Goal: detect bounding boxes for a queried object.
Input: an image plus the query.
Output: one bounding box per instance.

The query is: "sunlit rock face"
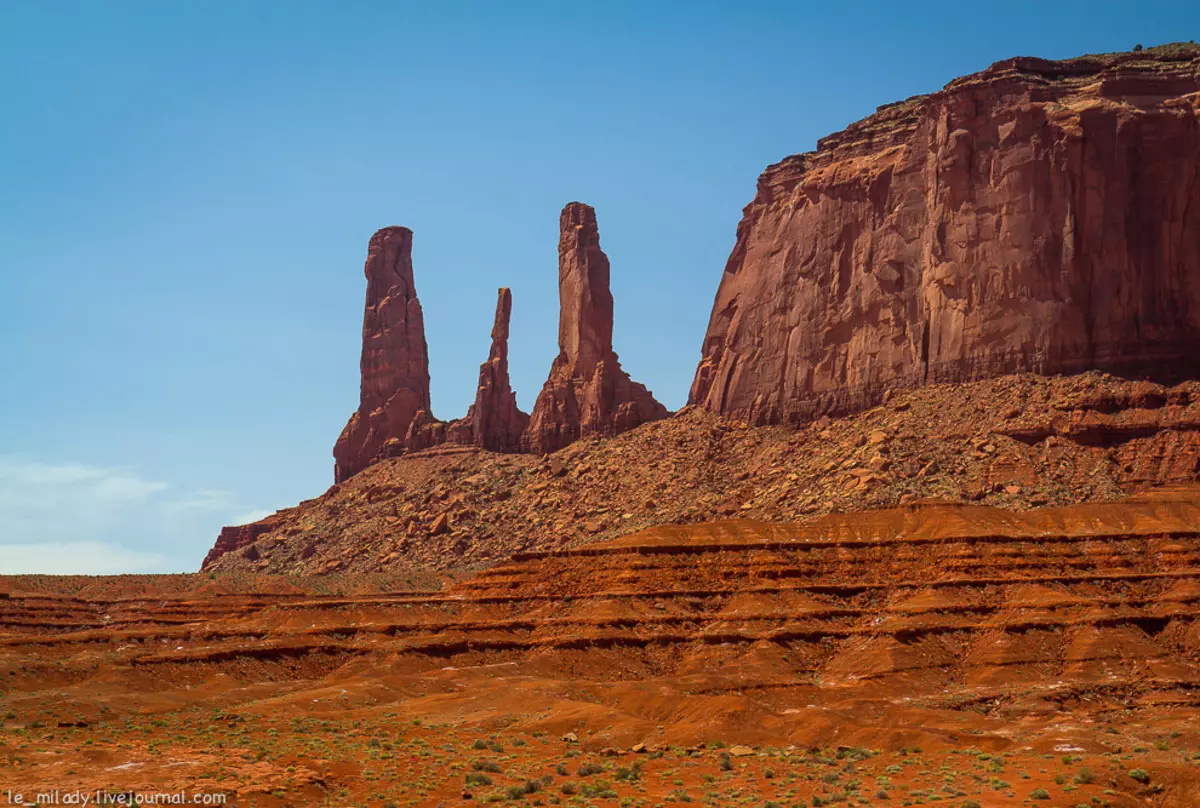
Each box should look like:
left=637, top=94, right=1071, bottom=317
left=691, top=46, right=1200, bottom=425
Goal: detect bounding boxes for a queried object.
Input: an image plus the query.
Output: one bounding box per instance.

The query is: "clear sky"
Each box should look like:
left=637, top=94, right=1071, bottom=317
left=2, top=1, right=1196, bottom=574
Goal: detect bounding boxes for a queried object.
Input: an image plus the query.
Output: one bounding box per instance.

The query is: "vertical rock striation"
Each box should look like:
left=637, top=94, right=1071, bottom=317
left=690, top=44, right=1200, bottom=425
left=524, top=203, right=669, bottom=453
left=470, top=287, right=529, bottom=451
left=333, top=227, right=433, bottom=482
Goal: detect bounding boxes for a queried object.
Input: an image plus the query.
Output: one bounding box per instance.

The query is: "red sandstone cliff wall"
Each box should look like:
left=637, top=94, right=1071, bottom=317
left=690, top=45, right=1200, bottom=424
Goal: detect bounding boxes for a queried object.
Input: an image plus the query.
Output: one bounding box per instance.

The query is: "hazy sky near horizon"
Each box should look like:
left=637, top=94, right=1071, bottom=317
left=2, top=1, right=1197, bottom=573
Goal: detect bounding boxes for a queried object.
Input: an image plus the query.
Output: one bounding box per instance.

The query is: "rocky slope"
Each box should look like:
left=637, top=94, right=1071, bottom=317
left=691, top=43, right=1200, bottom=425
left=204, top=370, right=1200, bottom=574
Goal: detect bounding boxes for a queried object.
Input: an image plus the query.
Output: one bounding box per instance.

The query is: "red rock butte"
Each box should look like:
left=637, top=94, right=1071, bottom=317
left=691, top=45, right=1200, bottom=425
left=27, top=45, right=1200, bottom=805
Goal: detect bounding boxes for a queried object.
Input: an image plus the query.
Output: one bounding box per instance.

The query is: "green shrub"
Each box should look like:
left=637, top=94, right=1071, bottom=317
left=615, top=762, right=643, bottom=782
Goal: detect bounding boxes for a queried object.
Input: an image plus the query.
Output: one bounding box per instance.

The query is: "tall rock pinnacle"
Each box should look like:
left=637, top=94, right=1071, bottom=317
left=523, top=203, right=669, bottom=453
left=333, top=227, right=433, bottom=482
left=557, top=204, right=614, bottom=373
left=470, top=287, right=529, bottom=451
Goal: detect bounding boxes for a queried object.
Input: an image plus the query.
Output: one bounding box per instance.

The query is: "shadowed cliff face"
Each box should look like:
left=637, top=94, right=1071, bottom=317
left=333, top=227, right=432, bottom=483
left=691, top=45, right=1200, bottom=425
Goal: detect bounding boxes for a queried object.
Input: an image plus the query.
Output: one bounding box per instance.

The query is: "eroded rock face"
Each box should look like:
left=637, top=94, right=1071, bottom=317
left=200, top=513, right=284, bottom=570
left=333, top=227, right=433, bottom=482
left=403, top=410, right=459, bottom=453
left=470, top=287, right=529, bottom=451
left=524, top=203, right=669, bottom=453
left=691, top=45, right=1200, bottom=425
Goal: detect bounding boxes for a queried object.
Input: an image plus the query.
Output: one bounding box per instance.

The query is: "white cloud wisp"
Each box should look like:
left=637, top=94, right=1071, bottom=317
left=0, top=456, right=275, bottom=574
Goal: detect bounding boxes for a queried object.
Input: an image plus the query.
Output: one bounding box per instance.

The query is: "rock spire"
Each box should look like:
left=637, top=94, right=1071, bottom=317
left=470, top=287, right=529, bottom=451
left=333, top=227, right=433, bottom=482
left=524, top=203, right=669, bottom=453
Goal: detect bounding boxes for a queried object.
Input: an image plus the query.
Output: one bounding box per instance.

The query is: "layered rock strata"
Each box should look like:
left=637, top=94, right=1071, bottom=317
left=39, top=487, right=1200, bottom=718
left=691, top=44, right=1200, bottom=425
left=199, top=513, right=285, bottom=570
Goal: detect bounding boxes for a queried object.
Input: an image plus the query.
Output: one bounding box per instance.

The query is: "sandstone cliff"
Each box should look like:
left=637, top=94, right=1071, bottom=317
left=334, top=227, right=433, bottom=482
left=523, top=203, right=669, bottom=453
left=691, top=44, right=1200, bottom=425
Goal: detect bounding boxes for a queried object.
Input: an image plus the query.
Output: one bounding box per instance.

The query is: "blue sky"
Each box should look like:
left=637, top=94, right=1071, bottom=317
left=2, top=1, right=1196, bottom=573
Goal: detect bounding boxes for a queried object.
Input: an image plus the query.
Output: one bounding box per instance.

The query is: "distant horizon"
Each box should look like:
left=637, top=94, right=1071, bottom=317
left=3, top=1, right=1197, bottom=573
